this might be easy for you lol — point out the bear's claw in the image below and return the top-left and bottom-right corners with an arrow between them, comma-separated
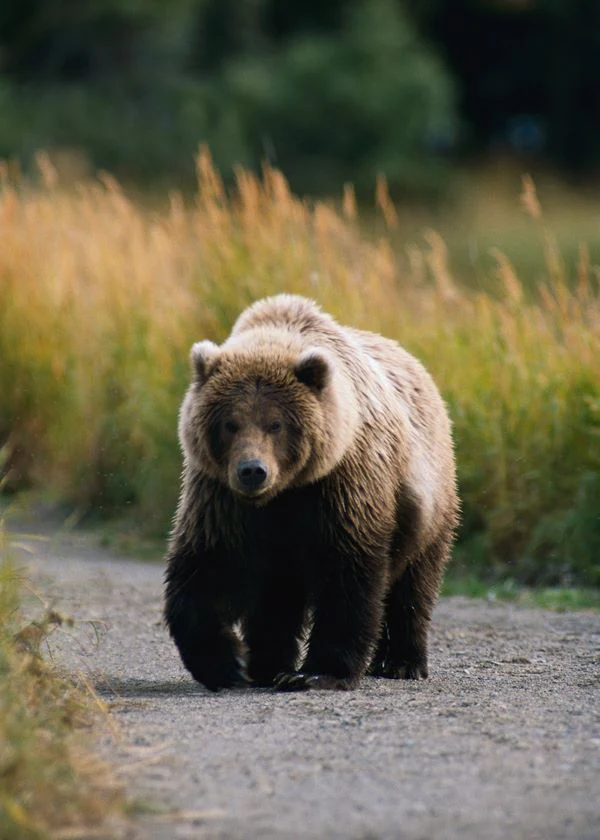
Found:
274,672 -> 355,691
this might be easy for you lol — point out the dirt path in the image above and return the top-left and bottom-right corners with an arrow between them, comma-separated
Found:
7,521 -> 600,840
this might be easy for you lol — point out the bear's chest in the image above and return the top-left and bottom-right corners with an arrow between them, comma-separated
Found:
219,484 -> 328,573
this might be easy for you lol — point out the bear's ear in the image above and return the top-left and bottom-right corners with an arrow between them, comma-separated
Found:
190,340 -> 220,386
294,348 -> 331,392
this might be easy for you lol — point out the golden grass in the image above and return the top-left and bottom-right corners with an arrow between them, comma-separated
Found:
0,531 -> 122,839
0,151 -> 599,583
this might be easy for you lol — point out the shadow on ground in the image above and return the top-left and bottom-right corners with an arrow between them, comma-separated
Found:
94,677 -> 206,698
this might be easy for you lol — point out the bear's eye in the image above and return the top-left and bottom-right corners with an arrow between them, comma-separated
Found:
268,420 -> 282,434
224,420 -> 239,435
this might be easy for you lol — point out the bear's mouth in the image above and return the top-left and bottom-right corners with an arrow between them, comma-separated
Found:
232,485 -> 276,506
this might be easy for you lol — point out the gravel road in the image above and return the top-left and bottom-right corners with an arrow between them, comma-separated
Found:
7,521 -> 600,840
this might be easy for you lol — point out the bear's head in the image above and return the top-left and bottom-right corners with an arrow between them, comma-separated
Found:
178,334 -> 357,504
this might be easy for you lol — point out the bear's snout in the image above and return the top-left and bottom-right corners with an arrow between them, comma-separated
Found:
236,458 -> 269,493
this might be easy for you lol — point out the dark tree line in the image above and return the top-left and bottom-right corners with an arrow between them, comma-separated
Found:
409,0 -> 600,172
0,0 -> 598,189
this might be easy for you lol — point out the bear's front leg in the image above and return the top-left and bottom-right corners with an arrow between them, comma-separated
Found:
164,549 -> 248,692
245,575 -> 308,687
275,558 -> 385,692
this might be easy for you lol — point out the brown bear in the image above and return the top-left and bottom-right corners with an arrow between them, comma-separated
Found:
164,294 -> 458,691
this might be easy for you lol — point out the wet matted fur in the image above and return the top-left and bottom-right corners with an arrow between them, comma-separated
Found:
164,295 -> 459,691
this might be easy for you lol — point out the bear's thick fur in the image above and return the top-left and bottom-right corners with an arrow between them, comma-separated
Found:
164,295 -> 458,691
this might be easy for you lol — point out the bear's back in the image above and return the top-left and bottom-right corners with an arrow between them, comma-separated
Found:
348,327 -> 449,433
231,294 -> 335,341
231,295 -> 394,403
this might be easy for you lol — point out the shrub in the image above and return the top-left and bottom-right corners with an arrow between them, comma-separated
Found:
225,0 -> 456,195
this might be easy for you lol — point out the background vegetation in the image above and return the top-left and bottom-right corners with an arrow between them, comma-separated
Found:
0,154 -> 598,587
0,1 -> 598,589
0,537 -> 121,838
1,1 -> 599,191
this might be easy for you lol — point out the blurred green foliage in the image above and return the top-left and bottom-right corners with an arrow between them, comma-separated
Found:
0,0 -> 455,192
2,1 -> 599,189
223,0 -> 455,193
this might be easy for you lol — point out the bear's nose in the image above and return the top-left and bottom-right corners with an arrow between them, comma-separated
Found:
237,459 -> 268,491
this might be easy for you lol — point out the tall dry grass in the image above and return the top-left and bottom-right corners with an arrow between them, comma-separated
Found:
0,152 -> 598,583
0,533 -> 122,838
